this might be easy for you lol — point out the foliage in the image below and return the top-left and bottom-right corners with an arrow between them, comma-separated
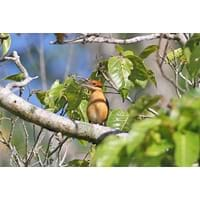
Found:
90,36 -> 200,167
94,90 -> 200,166
35,76 -> 88,115
1,34 -> 200,167
0,33 -> 11,57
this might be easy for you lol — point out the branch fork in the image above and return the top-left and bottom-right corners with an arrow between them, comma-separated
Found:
4,51 -> 38,90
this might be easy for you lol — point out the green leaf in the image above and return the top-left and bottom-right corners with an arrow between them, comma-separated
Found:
173,131 -> 200,166
0,33 -> 11,56
5,73 -> 25,81
127,118 -> 162,155
44,80 -> 65,112
108,56 -> 134,99
37,80 -> 67,112
145,140 -> 173,157
64,77 -> 88,111
35,90 -> 47,105
89,70 -> 105,84
185,33 -> 200,51
94,135 -> 128,167
183,47 -> 191,63
68,100 -> 88,121
170,89 -> 200,132
78,100 -> 88,122
67,159 -> 89,167
107,109 -> 129,131
139,45 -> 158,59
108,56 -> 133,88
115,44 -> 124,54
147,69 -> 157,86
122,50 -> 134,57
119,81 -> 133,101
167,48 -> 186,63
128,55 -> 156,87
186,46 -> 200,78
128,95 -> 160,118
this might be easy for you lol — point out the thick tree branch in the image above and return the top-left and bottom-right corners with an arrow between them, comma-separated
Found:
0,86 -> 128,143
50,33 -> 185,45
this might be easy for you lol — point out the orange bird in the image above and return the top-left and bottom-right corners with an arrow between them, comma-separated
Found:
82,80 -> 109,125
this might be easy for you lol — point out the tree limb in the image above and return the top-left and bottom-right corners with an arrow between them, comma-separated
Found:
50,33 -> 184,45
0,86 -> 128,143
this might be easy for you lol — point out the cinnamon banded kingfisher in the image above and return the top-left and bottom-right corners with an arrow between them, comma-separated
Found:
82,80 -> 109,125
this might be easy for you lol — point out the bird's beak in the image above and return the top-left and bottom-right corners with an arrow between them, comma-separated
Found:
81,83 -> 97,90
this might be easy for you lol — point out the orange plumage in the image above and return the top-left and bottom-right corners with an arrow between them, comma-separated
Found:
82,80 -> 109,125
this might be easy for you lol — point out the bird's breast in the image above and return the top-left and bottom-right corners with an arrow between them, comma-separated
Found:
87,90 -> 109,124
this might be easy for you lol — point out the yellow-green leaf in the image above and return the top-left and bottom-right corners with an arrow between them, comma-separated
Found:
173,131 -> 200,166
140,45 -> 158,59
0,33 -> 11,56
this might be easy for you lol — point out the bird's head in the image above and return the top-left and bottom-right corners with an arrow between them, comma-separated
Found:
81,79 -> 103,91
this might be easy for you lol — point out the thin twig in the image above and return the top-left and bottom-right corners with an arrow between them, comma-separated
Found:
157,35 -> 186,94
179,72 -> 193,86
47,136 -> 69,159
0,131 -> 24,166
99,67 -> 158,116
8,117 -> 18,143
22,120 -> 29,161
59,142 -> 69,166
35,152 -> 44,167
43,133 -> 56,165
4,51 -> 38,90
25,127 -> 43,166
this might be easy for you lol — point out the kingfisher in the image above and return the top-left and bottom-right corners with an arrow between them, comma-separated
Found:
82,79 -> 109,125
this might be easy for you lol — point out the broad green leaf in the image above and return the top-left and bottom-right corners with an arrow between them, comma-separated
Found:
94,135 -> 128,167
139,45 -> 158,59
108,56 -> 133,88
107,109 -> 129,131
128,55 -> 156,87
108,56 -> 134,99
44,80 -> 65,111
127,118 -> 162,155
37,80 -> 67,112
78,100 -> 88,122
145,140 -> 173,157
122,50 -> 134,57
0,33 -> 11,56
64,77 -> 88,111
115,44 -> 134,57
5,73 -> 25,81
186,46 -> 200,78
133,151 -> 163,166
173,131 -> 200,166
171,89 -> 200,132
138,156 -> 162,166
